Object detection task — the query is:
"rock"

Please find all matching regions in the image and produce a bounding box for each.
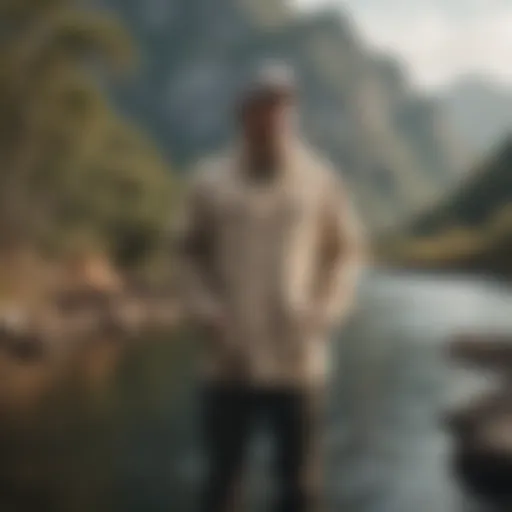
[446,333,512,508]
[0,306,46,362]
[448,334,512,375]
[451,416,512,509]
[446,385,512,508]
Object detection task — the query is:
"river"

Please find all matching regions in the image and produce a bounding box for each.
[113,270,512,512]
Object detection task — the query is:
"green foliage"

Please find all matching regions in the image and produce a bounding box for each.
[0,0,175,267]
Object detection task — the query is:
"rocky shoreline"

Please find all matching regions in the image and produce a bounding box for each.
[445,335,512,509]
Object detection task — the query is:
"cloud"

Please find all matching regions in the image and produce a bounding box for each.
[294,0,512,90]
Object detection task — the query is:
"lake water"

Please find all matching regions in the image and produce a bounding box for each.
[115,271,512,512]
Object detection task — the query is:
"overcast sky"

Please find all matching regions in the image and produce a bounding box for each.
[294,0,512,91]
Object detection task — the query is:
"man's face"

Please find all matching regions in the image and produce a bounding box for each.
[241,92,295,147]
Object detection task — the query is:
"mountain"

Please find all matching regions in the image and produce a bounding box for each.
[382,138,512,278]
[440,76,512,155]
[98,0,467,231]
[414,139,512,235]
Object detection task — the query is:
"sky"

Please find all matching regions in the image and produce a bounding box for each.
[294,0,512,91]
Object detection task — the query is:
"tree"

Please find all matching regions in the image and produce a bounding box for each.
[0,0,175,267]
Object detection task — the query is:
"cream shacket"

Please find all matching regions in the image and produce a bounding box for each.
[173,142,365,388]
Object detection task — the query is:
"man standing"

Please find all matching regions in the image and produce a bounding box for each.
[174,62,365,512]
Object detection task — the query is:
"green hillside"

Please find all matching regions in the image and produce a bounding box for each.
[414,140,512,234]
[382,138,512,278]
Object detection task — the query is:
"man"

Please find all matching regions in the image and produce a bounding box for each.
[174,62,365,512]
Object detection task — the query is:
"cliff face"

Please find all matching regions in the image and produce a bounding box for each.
[99,0,466,230]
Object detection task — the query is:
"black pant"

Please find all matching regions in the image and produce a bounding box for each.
[200,384,324,512]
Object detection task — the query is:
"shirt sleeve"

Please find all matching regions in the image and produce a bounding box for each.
[171,172,223,323]
[314,173,367,328]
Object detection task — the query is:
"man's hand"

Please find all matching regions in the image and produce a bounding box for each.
[199,310,229,348]
[285,303,330,341]
[200,310,252,380]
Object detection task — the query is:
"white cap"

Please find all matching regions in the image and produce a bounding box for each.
[240,60,297,103]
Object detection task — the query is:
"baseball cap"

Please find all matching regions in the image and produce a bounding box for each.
[239,60,297,105]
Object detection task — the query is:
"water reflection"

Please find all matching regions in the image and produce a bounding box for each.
[121,271,512,512]
[328,272,512,512]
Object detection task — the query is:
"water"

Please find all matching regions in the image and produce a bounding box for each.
[116,271,512,512]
